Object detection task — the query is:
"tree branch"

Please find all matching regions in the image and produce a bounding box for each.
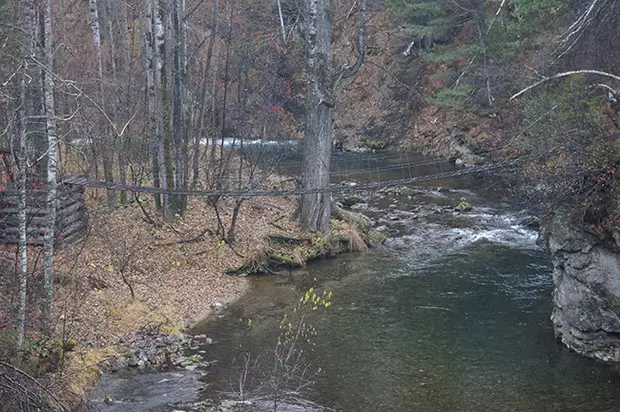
[341,0,366,80]
[510,70,620,100]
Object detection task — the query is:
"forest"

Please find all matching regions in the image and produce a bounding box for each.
[0,0,619,410]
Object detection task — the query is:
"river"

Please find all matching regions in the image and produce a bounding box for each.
[91,151,620,411]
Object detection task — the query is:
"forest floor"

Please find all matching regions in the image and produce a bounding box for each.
[0,186,302,404]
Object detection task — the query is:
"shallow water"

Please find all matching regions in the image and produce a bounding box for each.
[192,173,620,411]
[91,153,620,411]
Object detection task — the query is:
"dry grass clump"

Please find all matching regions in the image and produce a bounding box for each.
[335,221,369,253]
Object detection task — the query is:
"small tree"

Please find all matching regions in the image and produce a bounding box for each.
[233,288,333,411]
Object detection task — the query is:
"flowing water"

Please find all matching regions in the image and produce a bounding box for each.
[91,152,620,411]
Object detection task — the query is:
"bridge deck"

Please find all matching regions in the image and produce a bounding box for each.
[61,163,508,198]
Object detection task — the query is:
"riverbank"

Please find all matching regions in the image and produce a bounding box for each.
[32,190,303,406]
[38,180,380,407]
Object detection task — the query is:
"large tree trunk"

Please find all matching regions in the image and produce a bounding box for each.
[300,0,334,235]
[42,0,58,335]
[161,0,174,219]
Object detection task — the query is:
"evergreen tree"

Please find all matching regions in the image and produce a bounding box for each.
[388,0,451,40]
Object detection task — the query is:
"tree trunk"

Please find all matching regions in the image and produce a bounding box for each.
[161,0,173,219]
[89,0,117,208]
[15,74,28,349]
[475,0,492,107]
[171,0,188,215]
[300,0,333,235]
[145,0,161,210]
[15,0,39,347]
[145,0,170,217]
[192,0,219,188]
[104,0,128,204]
[42,0,58,335]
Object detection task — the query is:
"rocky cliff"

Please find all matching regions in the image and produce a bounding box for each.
[546,214,620,362]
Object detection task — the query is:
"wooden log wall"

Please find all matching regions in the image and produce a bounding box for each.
[0,179,87,245]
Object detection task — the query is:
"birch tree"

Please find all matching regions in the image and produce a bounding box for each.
[12,0,37,348]
[42,0,58,335]
[14,74,28,349]
[145,0,171,218]
[16,74,28,348]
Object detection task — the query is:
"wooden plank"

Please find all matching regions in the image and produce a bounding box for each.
[57,200,84,217]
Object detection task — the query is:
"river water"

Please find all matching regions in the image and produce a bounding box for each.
[91,152,620,411]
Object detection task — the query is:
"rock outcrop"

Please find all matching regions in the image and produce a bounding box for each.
[546,214,620,361]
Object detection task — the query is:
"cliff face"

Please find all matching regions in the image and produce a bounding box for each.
[546,215,620,362]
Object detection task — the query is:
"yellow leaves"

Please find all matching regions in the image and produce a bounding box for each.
[247,318,252,327]
[170,259,182,267]
[89,262,97,268]
[275,288,334,350]
[105,264,115,272]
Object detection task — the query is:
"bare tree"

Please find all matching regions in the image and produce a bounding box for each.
[145,0,171,218]
[300,0,366,235]
[11,0,37,350]
[42,0,59,336]
[192,0,220,188]
[14,75,28,348]
[88,0,117,209]
[170,0,189,215]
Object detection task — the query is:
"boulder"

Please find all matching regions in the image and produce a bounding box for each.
[546,214,620,361]
[340,195,364,209]
[211,301,228,312]
[455,201,473,212]
[518,215,540,229]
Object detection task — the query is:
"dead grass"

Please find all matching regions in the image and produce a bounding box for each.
[50,191,299,347]
[336,221,369,253]
[0,185,301,404]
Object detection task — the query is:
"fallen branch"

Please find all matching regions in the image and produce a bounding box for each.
[154,228,213,247]
[134,192,156,226]
[269,215,288,231]
[510,70,620,100]
[223,238,245,258]
[0,361,70,411]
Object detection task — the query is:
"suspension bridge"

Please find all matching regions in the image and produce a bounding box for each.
[61,159,515,198]
[0,154,523,245]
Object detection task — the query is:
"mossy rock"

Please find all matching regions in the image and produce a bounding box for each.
[358,136,389,151]
[58,338,76,352]
[455,201,473,212]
